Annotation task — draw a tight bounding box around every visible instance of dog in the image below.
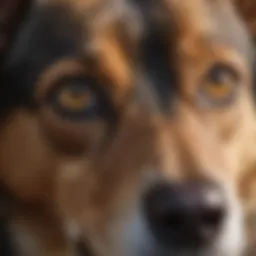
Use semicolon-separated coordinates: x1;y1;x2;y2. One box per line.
0;0;256;256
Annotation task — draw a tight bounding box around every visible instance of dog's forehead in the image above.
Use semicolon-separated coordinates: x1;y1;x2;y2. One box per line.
3;0;252;111
130;0;250;57
31;0;251;57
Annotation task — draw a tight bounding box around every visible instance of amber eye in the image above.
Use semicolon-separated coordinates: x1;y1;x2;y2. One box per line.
199;63;240;107
47;77;111;121
57;86;95;112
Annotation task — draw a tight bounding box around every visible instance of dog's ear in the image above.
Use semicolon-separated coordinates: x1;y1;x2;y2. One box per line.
235;0;256;37
0;0;31;62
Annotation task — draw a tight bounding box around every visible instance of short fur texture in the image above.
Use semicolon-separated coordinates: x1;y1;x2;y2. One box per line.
1;0;256;256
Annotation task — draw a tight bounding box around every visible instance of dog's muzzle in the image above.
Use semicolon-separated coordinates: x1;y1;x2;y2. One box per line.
74;180;244;256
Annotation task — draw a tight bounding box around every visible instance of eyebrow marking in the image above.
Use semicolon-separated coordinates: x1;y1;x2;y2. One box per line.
91;28;133;99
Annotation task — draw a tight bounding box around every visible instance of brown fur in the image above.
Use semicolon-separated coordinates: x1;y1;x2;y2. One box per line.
1;0;256;255
235;0;256;37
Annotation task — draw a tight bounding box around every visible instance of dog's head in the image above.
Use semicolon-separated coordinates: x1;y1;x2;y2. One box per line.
0;0;255;256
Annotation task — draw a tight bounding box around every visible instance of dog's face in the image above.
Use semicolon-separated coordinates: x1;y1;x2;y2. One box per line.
0;0;255;256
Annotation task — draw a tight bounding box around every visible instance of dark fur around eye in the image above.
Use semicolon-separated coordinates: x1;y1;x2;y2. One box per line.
46;76;117;122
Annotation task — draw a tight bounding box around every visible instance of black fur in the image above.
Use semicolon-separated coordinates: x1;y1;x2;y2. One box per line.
0;3;82;117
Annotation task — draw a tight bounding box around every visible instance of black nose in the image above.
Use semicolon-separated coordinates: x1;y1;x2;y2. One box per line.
143;181;226;248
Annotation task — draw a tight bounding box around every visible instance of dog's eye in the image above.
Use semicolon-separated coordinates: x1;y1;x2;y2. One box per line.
57;85;95;112
48;77;107;121
199;63;239;107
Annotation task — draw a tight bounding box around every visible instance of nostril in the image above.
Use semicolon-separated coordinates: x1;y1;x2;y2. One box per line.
200;205;226;234
203;207;224;227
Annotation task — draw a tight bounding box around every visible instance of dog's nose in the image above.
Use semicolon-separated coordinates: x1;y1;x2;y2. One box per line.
143;181;226;248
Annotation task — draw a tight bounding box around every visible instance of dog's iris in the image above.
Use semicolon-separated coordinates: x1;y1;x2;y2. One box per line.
199;63;240;107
